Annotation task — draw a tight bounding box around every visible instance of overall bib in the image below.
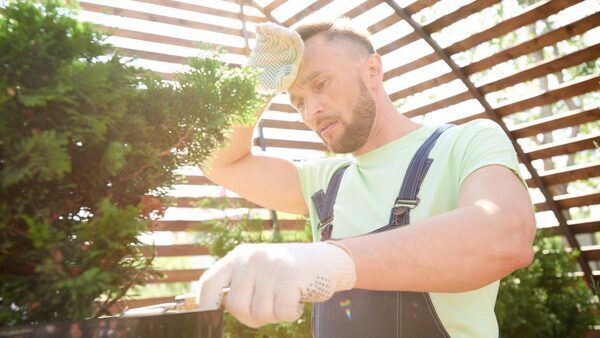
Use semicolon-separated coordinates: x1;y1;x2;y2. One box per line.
311;125;453;338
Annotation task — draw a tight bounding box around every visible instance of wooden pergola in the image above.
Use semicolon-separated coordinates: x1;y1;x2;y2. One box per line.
79;0;599;309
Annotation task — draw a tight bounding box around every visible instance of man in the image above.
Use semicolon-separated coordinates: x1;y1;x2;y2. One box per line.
196;19;536;337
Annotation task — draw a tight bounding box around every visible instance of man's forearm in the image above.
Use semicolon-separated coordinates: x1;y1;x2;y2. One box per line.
202;100;271;173
342;204;534;293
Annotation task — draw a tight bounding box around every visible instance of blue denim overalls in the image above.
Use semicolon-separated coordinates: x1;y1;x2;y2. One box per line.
311;125;453;338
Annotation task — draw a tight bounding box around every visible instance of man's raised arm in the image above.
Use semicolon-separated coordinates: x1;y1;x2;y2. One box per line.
201;23;308;215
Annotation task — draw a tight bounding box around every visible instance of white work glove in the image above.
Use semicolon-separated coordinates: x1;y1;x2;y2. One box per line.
248;22;304;95
196;241;356;328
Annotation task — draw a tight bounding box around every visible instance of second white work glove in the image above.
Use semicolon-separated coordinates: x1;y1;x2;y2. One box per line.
248;22;304;95
196;241;356;328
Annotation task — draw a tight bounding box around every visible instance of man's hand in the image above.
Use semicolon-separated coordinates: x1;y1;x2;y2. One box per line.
248;23;304;94
196;241;356;328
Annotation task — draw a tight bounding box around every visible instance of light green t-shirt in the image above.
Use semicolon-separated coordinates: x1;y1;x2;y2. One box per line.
296;119;524;338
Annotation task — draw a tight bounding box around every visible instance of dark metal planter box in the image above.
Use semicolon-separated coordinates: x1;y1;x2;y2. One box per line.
0;309;222;338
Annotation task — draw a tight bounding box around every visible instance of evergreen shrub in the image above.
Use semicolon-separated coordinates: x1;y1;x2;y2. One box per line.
0;0;262;324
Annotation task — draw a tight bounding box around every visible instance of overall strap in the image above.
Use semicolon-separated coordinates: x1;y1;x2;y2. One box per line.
311;165;349;241
388;124;454;227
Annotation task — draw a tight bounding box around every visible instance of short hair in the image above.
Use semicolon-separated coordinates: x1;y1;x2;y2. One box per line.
294;18;374;55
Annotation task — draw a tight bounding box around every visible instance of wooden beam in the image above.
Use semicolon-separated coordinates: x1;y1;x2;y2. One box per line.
79;2;253;38
397;44;600;116
345;0;380;19
581;245;600;261
525;132;599;160
172;196;260;208
259;119;310;131
148;269;205;283
134;0;266;23
378;0;500;54
405;0;440;13
494;75;600;117
95;25;247;55
479;43;600;93
569;218;600;235
510;107;600;139
382;0;583;78
389;72;456;101
445;0;583;55
141;244;210;257
263;0;287;13
526;161;600;188
153;219;306;232
388;12;600;97
283;0;330;26
268;102;296;113
253;138;327;151
463;12;600;75
534;192;600;212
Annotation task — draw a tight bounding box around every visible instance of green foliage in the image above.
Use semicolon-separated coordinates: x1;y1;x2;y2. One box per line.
199;214;313;337
0;0;263;325
496;231;598;337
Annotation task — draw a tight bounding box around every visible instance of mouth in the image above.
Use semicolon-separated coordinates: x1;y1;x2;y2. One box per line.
318;121;336;136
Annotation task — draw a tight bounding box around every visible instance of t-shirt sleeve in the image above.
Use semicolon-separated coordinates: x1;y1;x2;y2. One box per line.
456;119;525;189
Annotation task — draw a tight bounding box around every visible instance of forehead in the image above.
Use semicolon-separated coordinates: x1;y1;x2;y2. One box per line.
290;34;357;91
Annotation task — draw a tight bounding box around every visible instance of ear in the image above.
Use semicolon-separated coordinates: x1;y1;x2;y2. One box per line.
366;53;383;92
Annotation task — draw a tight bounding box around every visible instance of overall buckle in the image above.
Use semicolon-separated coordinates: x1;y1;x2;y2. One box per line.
393;198;420;216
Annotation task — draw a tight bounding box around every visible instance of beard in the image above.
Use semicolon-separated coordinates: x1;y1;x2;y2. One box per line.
318;80;376;154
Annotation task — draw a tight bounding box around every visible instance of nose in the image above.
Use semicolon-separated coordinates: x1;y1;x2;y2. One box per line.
302;95;324;123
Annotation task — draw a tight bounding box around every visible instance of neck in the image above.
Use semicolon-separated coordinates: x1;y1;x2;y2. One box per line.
352;94;421;157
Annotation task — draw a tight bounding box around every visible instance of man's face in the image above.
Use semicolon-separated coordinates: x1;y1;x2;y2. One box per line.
288;34;376;154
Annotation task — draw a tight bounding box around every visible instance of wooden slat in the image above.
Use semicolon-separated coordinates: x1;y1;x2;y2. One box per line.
141;244;210;257
135;0;266;23
398;45;600;116
569;218;600;234
526;161;600;188
172;196;260;208
382;0;583;78
525;132;600;160
96;25;247;55
254;138;327;151
582;245;600;261
463;12;600;75
495;74;600;117
510;107;600;139
263;0;287;13
534;192;600;212
283;0;330;26
405;0;440;14
445;0;583;55
378;0;500;55
153;219;306;231
543;218;600;235
389;72;456;101
79;2;253;38
260;119;310;131
345;0;380;19
389;12;600;98
401;92;472;118
118;47;187;64
148;269;205;283
479;43;600;93
268;102;296;113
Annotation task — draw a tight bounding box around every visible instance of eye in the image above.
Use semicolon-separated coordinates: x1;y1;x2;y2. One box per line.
296;99;304;111
315;80;328;91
